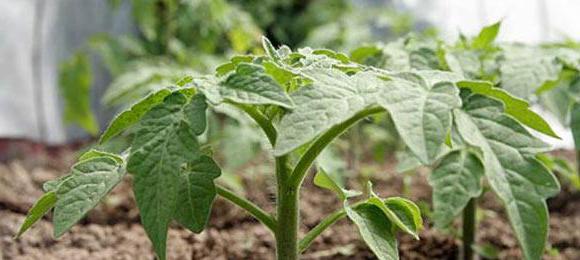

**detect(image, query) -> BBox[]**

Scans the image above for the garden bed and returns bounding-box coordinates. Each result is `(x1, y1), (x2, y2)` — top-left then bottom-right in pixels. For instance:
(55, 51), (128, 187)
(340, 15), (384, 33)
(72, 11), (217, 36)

(0, 145), (579, 259)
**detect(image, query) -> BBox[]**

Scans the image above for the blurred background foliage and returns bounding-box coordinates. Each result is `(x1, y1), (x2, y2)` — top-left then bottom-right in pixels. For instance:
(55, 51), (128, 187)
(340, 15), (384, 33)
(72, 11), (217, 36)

(60, 0), (428, 189)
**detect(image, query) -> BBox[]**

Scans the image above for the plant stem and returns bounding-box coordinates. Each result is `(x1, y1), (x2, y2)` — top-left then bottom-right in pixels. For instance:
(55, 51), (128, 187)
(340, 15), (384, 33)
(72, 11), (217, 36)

(299, 208), (347, 252)
(576, 150), (580, 180)
(289, 107), (385, 188)
(215, 185), (277, 232)
(462, 198), (477, 260)
(276, 184), (299, 260)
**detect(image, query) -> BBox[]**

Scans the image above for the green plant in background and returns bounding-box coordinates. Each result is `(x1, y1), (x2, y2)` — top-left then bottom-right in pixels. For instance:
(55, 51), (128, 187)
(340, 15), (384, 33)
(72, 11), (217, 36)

(19, 34), (560, 260)
(349, 22), (564, 260)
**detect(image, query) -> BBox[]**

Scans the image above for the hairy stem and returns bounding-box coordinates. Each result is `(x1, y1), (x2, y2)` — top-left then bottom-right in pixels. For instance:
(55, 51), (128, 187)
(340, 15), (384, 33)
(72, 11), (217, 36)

(462, 198), (477, 260)
(289, 107), (385, 188)
(299, 208), (347, 252)
(276, 184), (299, 260)
(216, 185), (277, 232)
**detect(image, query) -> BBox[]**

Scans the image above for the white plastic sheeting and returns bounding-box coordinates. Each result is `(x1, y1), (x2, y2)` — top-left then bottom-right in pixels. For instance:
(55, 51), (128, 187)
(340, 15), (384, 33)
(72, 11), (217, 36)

(0, 0), (134, 144)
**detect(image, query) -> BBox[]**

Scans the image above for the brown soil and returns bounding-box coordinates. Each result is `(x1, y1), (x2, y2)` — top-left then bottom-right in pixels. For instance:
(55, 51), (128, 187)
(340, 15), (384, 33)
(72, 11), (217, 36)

(0, 146), (579, 259)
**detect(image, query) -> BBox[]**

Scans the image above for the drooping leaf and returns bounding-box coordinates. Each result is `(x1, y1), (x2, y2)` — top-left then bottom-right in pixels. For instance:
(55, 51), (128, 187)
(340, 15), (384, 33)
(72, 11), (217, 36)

(174, 155), (221, 233)
(471, 21), (501, 49)
(199, 63), (294, 108)
(313, 168), (361, 201)
(454, 94), (560, 260)
(345, 203), (398, 260)
(457, 80), (559, 138)
(15, 192), (57, 238)
(428, 150), (484, 228)
(53, 156), (125, 237)
(59, 51), (98, 135)
(127, 92), (207, 260)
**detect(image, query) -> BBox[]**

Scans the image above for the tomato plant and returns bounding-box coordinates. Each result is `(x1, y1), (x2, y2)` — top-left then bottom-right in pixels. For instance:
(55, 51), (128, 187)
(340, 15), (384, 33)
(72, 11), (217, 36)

(350, 22), (563, 260)
(18, 35), (559, 260)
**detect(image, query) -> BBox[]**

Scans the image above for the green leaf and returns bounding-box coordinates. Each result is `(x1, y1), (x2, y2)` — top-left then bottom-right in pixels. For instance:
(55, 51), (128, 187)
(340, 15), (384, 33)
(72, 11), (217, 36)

(15, 192), (57, 238)
(274, 69), (380, 156)
(174, 156), (221, 233)
(313, 168), (361, 201)
(215, 55), (254, 77)
(428, 150), (484, 228)
(53, 156), (125, 237)
(384, 197), (423, 233)
(100, 88), (173, 143)
(274, 69), (460, 164)
(345, 203), (398, 260)
(127, 92), (206, 260)
(58, 51), (98, 135)
(500, 45), (562, 98)
(78, 149), (124, 164)
(350, 45), (383, 64)
(377, 72), (461, 163)
(200, 63), (294, 108)
(471, 21), (501, 49)
(457, 80), (559, 138)
(454, 94), (560, 260)
(367, 193), (422, 239)
(262, 36), (282, 64)
(570, 103), (580, 149)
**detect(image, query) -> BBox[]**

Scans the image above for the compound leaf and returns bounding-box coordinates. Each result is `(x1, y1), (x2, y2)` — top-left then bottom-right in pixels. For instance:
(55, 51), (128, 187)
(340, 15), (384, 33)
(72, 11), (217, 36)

(454, 94), (560, 260)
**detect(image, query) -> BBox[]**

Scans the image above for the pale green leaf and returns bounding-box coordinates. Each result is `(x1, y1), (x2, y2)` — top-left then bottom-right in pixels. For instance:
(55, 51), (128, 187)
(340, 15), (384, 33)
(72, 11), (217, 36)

(457, 80), (559, 138)
(454, 94), (560, 260)
(53, 156), (125, 237)
(472, 21), (501, 49)
(428, 150), (484, 228)
(78, 150), (122, 163)
(274, 69), (460, 164)
(500, 45), (562, 98)
(15, 192), (57, 238)
(377, 72), (461, 163)
(274, 69), (380, 156)
(200, 63), (294, 108)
